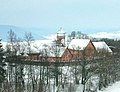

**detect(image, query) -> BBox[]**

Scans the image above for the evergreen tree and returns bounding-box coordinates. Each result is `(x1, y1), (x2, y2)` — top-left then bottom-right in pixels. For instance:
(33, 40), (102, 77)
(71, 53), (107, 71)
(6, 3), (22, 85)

(0, 40), (6, 91)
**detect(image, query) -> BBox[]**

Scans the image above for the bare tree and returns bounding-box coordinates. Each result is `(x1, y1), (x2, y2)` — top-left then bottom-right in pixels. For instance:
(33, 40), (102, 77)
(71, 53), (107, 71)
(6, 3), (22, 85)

(5, 30), (25, 92)
(24, 32), (34, 53)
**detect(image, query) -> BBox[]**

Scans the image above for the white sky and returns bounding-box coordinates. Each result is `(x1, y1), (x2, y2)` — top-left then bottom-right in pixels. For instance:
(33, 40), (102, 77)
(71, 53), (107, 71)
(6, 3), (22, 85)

(0, 0), (120, 31)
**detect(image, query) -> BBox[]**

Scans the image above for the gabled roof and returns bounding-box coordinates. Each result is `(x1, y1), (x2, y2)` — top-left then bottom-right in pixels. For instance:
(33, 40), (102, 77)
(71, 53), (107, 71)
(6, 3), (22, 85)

(68, 39), (90, 50)
(92, 42), (112, 53)
(1, 40), (66, 57)
(31, 40), (53, 52)
(31, 40), (66, 57)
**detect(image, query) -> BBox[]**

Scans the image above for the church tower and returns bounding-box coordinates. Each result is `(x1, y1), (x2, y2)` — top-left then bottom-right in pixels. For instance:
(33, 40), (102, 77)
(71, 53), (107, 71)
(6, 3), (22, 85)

(56, 27), (66, 47)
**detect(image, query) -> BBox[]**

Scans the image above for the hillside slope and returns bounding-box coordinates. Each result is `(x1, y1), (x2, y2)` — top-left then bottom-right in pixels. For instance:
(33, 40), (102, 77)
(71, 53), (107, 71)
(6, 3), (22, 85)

(0, 25), (55, 41)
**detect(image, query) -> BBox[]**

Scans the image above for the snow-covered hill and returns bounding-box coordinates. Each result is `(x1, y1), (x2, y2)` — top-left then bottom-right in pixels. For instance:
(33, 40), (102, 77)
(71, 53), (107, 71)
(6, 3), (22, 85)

(0, 25), (56, 41)
(1, 25), (120, 41)
(89, 31), (120, 39)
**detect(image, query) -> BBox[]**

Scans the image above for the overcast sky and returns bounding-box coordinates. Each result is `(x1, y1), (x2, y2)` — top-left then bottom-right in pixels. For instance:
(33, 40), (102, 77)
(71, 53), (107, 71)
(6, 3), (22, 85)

(0, 0), (120, 31)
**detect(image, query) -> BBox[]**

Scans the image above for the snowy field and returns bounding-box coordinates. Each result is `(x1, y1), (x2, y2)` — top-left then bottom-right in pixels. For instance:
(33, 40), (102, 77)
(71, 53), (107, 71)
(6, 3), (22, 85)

(98, 81), (120, 92)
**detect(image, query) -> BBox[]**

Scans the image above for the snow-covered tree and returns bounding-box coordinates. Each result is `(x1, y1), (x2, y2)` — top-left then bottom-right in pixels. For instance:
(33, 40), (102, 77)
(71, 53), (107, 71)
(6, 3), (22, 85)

(0, 39), (6, 91)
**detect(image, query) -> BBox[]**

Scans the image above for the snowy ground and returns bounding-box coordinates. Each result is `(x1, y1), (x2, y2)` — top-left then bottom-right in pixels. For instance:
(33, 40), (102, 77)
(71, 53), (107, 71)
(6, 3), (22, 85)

(98, 81), (120, 92)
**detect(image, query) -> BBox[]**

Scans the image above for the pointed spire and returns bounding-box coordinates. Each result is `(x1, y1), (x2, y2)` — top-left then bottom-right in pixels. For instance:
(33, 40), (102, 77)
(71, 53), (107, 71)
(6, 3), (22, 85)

(57, 27), (65, 34)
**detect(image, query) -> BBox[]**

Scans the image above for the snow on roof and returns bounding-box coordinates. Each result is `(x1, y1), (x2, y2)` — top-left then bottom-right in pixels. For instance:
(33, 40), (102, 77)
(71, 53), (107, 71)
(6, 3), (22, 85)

(31, 40), (53, 50)
(57, 30), (65, 34)
(57, 27), (66, 37)
(57, 27), (65, 34)
(93, 42), (112, 53)
(31, 40), (66, 57)
(1, 40), (66, 57)
(68, 39), (90, 50)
